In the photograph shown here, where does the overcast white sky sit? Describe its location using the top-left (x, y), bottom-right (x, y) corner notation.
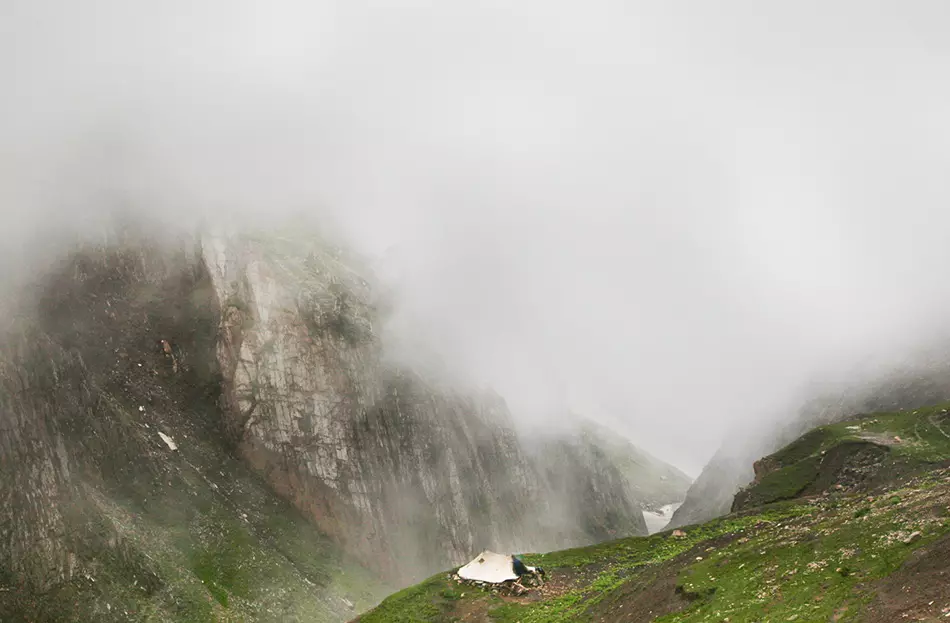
top-left (4, 1), bottom-right (950, 473)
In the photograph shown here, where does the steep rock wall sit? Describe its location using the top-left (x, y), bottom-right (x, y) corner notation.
top-left (201, 229), bottom-right (649, 581)
top-left (1, 222), bottom-right (670, 619)
top-left (0, 230), bottom-right (389, 621)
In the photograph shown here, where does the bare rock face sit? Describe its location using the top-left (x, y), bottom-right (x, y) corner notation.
top-left (0, 230), bottom-right (389, 621)
top-left (200, 229), bottom-right (651, 581)
top-left (527, 420), bottom-right (692, 540)
top-left (0, 337), bottom-right (77, 591)
top-left (667, 449), bottom-right (757, 530)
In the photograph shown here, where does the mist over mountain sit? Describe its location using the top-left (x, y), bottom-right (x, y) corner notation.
top-left (5, 1), bottom-right (950, 477)
top-left (4, 2), bottom-right (950, 621)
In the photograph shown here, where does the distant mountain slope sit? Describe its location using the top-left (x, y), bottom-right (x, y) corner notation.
top-left (665, 449), bottom-right (755, 530)
top-left (669, 366), bottom-right (950, 530)
top-left (575, 421), bottom-right (692, 511)
top-left (355, 404), bottom-right (950, 623)
top-left (521, 419), bottom-right (693, 542)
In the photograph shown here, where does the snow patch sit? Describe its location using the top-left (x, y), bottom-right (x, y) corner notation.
top-left (642, 502), bottom-right (682, 534)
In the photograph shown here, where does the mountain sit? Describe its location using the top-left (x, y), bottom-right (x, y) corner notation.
top-left (575, 421), bottom-right (692, 512)
top-left (356, 403), bottom-right (950, 622)
top-left (0, 229), bottom-right (388, 621)
top-left (669, 364), bottom-right (950, 530)
top-left (665, 448), bottom-right (756, 531)
top-left (0, 220), bottom-right (685, 621)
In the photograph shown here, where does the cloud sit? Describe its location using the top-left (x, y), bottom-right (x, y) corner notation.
top-left (3, 0), bottom-right (950, 473)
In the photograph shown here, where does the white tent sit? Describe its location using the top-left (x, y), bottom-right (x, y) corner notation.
top-left (457, 551), bottom-right (519, 583)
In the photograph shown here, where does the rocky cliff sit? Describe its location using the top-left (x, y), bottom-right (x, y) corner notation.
top-left (0, 221), bottom-right (682, 620)
top-left (528, 419), bottom-right (691, 539)
top-left (0, 228), bottom-right (388, 621)
top-left (200, 227), bottom-right (657, 580)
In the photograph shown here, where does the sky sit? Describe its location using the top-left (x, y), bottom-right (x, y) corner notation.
top-left (3, 1), bottom-right (950, 474)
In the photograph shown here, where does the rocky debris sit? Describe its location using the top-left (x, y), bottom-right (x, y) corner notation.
top-left (157, 432), bottom-right (178, 451)
top-left (450, 570), bottom-right (545, 598)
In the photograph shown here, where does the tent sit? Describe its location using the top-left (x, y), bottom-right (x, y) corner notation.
top-left (457, 551), bottom-right (543, 584)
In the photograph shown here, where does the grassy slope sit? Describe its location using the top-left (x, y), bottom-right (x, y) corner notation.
top-left (735, 403), bottom-right (950, 511)
top-left (355, 405), bottom-right (950, 623)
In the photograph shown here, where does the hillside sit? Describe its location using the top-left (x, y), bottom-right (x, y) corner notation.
top-left (670, 365), bottom-right (950, 530)
top-left (355, 404), bottom-right (950, 622)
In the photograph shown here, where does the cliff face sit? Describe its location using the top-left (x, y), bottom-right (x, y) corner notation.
top-left (1, 222), bottom-right (676, 620)
top-left (667, 449), bottom-right (756, 529)
top-left (571, 420), bottom-right (692, 511)
top-left (527, 420), bottom-right (692, 540)
top-left (0, 230), bottom-right (388, 621)
top-left (200, 228), bottom-right (656, 580)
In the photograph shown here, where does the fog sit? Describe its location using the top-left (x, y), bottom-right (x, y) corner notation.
top-left (4, 1), bottom-right (950, 474)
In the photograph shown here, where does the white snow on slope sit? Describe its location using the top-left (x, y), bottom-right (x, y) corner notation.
top-left (642, 502), bottom-right (682, 535)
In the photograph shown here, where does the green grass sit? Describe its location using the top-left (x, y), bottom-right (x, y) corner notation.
top-left (483, 504), bottom-right (815, 623)
top-left (733, 404), bottom-right (950, 512)
top-left (824, 404), bottom-right (950, 462)
top-left (360, 503), bottom-right (815, 623)
top-left (352, 574), bottom-right (453, 622)
top-left (189, 516), bottom-right (255, 607)
top-left (363, 473), bottom-right (950, 623)
top-left (737, 455), bottom-right (823, 508)
top-left (656, 473), bottom-right (950, 623)
top-left (359, 406), bottom-right (950, 623)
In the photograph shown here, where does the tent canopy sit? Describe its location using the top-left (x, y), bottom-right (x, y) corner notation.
top-left (457, 551), bottom-right (519, 583)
